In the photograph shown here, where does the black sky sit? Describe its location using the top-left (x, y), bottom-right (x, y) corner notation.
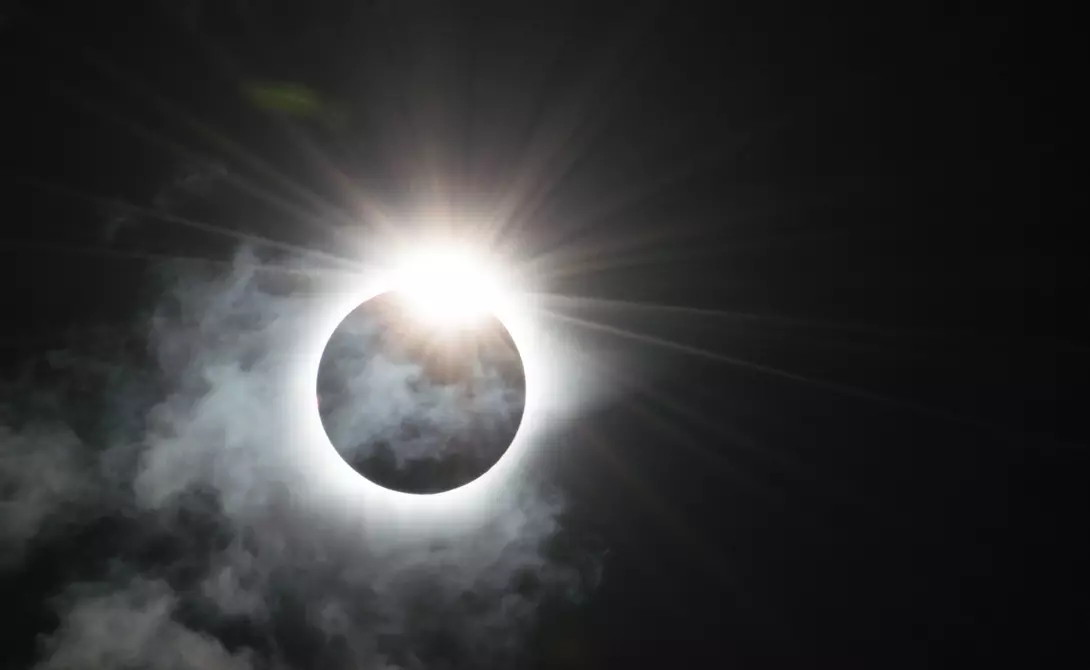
top-left (1, 1), bottom-right (1080, 668)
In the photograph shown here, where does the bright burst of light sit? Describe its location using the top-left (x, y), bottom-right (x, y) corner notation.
top-left (393, 243), bottom-right (509, 328)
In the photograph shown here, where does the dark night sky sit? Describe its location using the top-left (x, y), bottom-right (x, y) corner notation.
top-left (0, 1), bottom-right (1081, 668)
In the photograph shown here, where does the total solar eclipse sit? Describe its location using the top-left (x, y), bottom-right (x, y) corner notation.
top-left (316, 289), bottom-right (527, 494)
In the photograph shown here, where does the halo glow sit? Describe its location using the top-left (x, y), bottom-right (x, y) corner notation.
top-left (282, 234), bottom-right (570, 537)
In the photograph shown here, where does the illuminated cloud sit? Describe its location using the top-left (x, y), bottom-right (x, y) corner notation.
top-left (1, 237), bottom-right (608, 669)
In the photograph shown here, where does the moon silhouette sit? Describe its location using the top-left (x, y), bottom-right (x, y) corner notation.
top-left (316, 290), bottom-right (526, 494)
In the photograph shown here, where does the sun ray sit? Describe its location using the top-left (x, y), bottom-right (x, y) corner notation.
top-left (0, 238), bottom-right (354, 282)
top-left (15, 177), bottom-right (359, 271)
top-left (481, 4), bottom-right (658, 245)
top-left (540, 306), bottom-right (1014, 434)
top-left (532, 292), bottom-right (919, 336)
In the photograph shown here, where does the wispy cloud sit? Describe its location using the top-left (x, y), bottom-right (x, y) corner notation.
top-left (1, 247), bottom-right (599, 669)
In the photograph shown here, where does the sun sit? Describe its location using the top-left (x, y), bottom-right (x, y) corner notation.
top-left (288, 231), bottom-right (576, 535)
top-left (392, 243), bottom-right (511, 328)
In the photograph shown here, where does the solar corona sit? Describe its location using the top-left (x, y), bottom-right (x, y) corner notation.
top-left (285, 235), bottom-right (569, 534)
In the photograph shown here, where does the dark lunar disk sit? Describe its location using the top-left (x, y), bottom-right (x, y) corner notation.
top-left (316, 290), bottom-right (526, 494)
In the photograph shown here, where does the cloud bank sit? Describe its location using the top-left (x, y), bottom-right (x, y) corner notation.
top-left (0, 249), bottom-right (600, 669)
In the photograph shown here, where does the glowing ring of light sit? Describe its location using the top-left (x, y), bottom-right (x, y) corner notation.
top-left (281, 240), bottom-right (560, 536)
